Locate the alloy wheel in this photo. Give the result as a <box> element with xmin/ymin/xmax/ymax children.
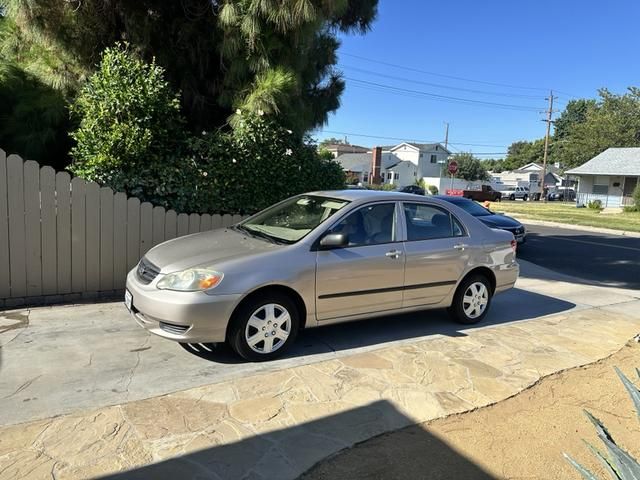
<box><xmin>463</xmin><ymin>282</ymin><xmax>489</xmax><ymax>319</ymax></box>
<box><xmin>244</xmin><ymin>303</ymin><xmax>291</xmax><ymax>354</ymax></box>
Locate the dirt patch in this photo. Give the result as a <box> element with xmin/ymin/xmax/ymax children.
<box><xmin>302</xmin><ymin>341</ymin><xmax>640</xmax><ymax>480</ymax></box>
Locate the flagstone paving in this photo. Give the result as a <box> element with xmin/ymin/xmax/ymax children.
<box><xmin>1</xmin><ymin>295</ymin><xmax>639</xmax><ymax>479</ymax></box>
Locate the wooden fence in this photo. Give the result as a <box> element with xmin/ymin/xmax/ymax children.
<box><xmin>0</xmin><ymin>150</ymin><xmax>248</xmax><ymax>308</ymax></box>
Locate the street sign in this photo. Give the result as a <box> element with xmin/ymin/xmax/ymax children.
<box><xmin>448</xmin><ymin>161</ymin><xmax>458</xmax><ymax>175</ymax></box>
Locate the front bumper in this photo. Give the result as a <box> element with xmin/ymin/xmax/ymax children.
<box><xmin>125</xmin><ymin>269</ymin><xmax>242</xmax><ymax>343</ymax></box>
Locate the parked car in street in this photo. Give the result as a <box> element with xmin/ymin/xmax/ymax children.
<box><xmin>547</xmin><ymin>187</ymin><xmax>576</xmax><ymax>201</ymax></box>
<box><xmin>125</xmin><ymin>191</ymin><xmax>519</xmax><ymax>361</ymax></box>
<box><xmin>500</xmin><ymin>186</ymin><xmax>530</xmax><ymax>201</ymax></box>
<box><xmin>461</xmin><ymin>185</ymin><xmax>502</xmax><ymax>202</ymax></box>
<box><xmin>436</xmin><ymin>195</ymin><xmax>526</xmax><ymax>244</ymax></box>
<box><xmin>399</xmin><ymin>184</ymin><xmax>425</xmax><ymax>195</ymax></box>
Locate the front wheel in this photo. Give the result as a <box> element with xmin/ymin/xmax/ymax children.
<box><xmin>448</xmin><ymin>275</ymin><xmax>493</xmax><ymax>325</ymax></box>
<box><xmin>228</xmin><ymin>293</ymin><xmax>300</xmax><ymax>361</ymax></box>
<box><xmin>509</xmin><ymin>194</ymin><xmax>515</xmax><ymax>201</ymax></box>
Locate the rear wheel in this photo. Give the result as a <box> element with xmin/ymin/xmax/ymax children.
<box><xmin>522</xmin><ymin>194</ymin><xmax>528</xmax><ymax>201</ymax></box>
<box><xmin>448</xmin><ymin>274</ymin><xmax>493</xmax><ymax>325</ymax></box>
<box><xmin>509</xmin><ymin>194</ymin><xmax>515</xmax><ymax>201</ymax></box>
<box><xmin>228</xmin><ymin>293</ymin><xmax>300</xmax><ymax>361</ymax></box>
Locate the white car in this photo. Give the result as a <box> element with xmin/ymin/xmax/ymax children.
<box><xmin>501</xmin><ymin>186</ymin><xmax>529</xmax><ymax>201</ymax></box>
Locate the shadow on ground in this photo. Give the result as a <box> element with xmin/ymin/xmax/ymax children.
<box><xmin>518</xmin><ymin>229</ymin><xmax>640</xmax><ymax>289</ymax></box>
<box><xmin>97</xmin><ymin>400</ymin><xmax>495</xmax><ymax>480</ymax></box>
<box><xmin>182</xmin><ymin>287</ymin><xmax>575</xmax><ymax>364</ymax></box>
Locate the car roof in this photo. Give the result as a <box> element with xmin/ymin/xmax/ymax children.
<box><xmin>433</xmin><ymin>195</ymin><xmax>471</xmax><ymax>202</ymax></box>
<box><xmin>308</xmin><ymin>189</ymin><xmax>449</xmax><ymax>205</ymax></box>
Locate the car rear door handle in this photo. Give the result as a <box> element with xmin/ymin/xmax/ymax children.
<box><xmin>453</xmin><ymin>243</ymin><xmax>468</xmax><ymax>250</ymax></box>
<box><xmin>385</xmin><ymin>250</ymin><xmax>403</xmax><ymax>259</ymax></box>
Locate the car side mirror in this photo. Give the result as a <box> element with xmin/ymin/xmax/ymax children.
<box><xmin>319</xmin><ymin>233</ymin><xmax>348</xmax><ymax>249</ymax></box>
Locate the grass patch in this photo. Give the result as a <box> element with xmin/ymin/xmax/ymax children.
<box><xmin>488</xmin><ymin>201</ymin><xmax>640</xmax><ymax>232</ymax></box>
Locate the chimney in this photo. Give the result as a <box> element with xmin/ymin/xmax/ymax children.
<box><xmin>370</xmin><ymin>147</ymin><xmax>382</xmax><ymax>185</ymax></box>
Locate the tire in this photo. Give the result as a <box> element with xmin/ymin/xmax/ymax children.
<box><xmin>496</xmin><ymin>196</ymin><xmax>502</xmax><ymax>202</ymax></box>
<box><xmin>509</xmin><ymin>194</ymin><xmax>515</xmax><ymax>201</ymax></box>
<box><xmin>228</xmin><ymin>292</ymin><xmax>300</xmax><ymax>361</ymax></box>
<box><xmin>447</xmin><ymin>274</ymin><xmax>493</xmax><ymax>325</ymax></box>
<box><xmin>522</xmin><ymin>194</ymin><xmax>528</xmax><ymax>201</ymax></box>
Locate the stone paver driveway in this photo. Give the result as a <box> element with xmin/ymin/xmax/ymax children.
<box><xmin>0</xmin><ymin>261</ymin><xmax>638</xmax><ymax>479</ymax></box>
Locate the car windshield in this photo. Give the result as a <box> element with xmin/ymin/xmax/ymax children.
<box><xmin>447</xmin><ymin>199</ymin><xmax>492</xmax><ymax>216</ymax></box>
<box><xmin>239</xmin><ymin>195</ymin><xmax>349</xmax><ymax>244</ymax></box>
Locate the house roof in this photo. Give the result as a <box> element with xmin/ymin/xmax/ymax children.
<box><xmin>335</xmin><ymin>153</ymin><xmax>371</xmax><ymax>173</ymax></box>
<box><xmin>565</xmin><ymin>148</ymin><xmax>640</xmax><ymax>176</ymax></box>
<box><xmin>386</xmin><ymin>160</ymin><xmax>416</xmax><ymax>170</ymax></box>
<box><xmin>323</xmin><ymin>143</ymin><xmax>368</xmax><ymax>151</ymax></box>
<box><xmin>389</xmin><ymin>142</ymin><xmax>451</xmax><ymax>154</ymax></box>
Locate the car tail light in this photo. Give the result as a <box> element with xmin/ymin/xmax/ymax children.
<box><xmin>511</xmin><ymin>239</ymin><xmax>517</xmax><ymax>253</ymax></box>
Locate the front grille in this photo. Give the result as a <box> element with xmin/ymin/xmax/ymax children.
<box><xmin>159</xmin><ymin>321</ymin><xmax>190</xmax><ymax>335</ymax></box>
<box><xmin>137</xmin><ymin>257</ymin><xmax>160</xmax><ymax>284</ymax></box>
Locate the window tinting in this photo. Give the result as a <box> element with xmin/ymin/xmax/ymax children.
<box><xmin>330</xmin><ymin>203</ymin><xmax>396</xmax><ymax>247</ymax></box>
<box><xmin>403</xmin><ymin>203</ymin><xmax>458</xmax><ymax>240</ymax></box>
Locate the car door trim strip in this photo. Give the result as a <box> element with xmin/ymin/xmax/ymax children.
<box><xmin>318</xmin><ymin>280</ymin><xmax>456</xmax><ymax>299</ymax></box>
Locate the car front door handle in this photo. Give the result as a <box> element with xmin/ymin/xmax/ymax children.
<box><xmin>385</xmin><ymin>250</ymin><xmax>403</xmax><ymax>259</ymax></box>
<box><xmin>453</xmin><ymin>243</ymin><xmax>468</xmax><ymax>250</ymax></box>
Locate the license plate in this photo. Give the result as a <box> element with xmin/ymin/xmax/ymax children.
<box><xmin>124</xmin><ymin>290</ymin><xmax>133</xmax><ymax>312</ymax></box>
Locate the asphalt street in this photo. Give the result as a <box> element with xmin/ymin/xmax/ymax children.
<box><xmin>518</xmin><ymin>224</ymin><xmax>640</xmax><ymax>289</ymax></box>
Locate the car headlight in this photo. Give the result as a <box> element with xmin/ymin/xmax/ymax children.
<box><xmin>156</xmin><ymin>269</ymin><xmax>224</xmax><ymax>291</ymax></box>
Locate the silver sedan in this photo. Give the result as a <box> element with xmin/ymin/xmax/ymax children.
<box><xmin>125</xmin><ymin>190</ymin><xmax>519</xmax><ymax>361</ymax></box>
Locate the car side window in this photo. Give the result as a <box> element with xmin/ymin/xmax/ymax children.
<box><xmin>329</xmin><ymin>203</ymin><xmax>396</xmax><ymax>247</ymax></box>
<box><xmin>403</xmin><ymin>203</ymin><xmax>460</xmax><ymax>240</ymax></box>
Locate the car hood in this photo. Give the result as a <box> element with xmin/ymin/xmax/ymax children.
<box><xmin>144</xmin><ymin>228</ymin><xmax>281</xmax><ymax>273</ymax></box>
<box><xmin>477</xmin><ymin>214</ymin><xmax>522</xmax><ymax>229</ymax></box>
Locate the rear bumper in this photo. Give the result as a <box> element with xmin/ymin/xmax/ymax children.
<box><xmin>125</xmin><ymin>269</ymin><xmax>242</xmax><ymax>343</ymax></box>
<box><xmin>494</xmin><ymin>261</ymin><xmax>519</xmax><ymax>294</ymax></box>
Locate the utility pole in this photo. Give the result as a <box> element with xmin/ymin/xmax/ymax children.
<box><xmin>541</xmin><ymin>91</ymin><xmax>555</xmax><ymax>202</ymax></box>
<box><xmin>444</xmin><ymin>122</ymin><xmax>449</xmax><ymax>149</ymax></box>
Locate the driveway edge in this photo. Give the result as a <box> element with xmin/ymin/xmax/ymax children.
<box><xmin>513</xmin><ymin>216</ymin><xmax>640</xmax><ymax>237</ymax></box>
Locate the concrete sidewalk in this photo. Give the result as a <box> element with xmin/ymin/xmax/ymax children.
<box><xmin>1</xmin><ymin>262</ymin><xmax>639</xmax><ymax>479</ymax></box>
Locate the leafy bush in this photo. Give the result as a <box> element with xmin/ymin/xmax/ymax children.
<box><xmin>564</xmin><ymin>367</ymin><xmax>640</xmax><ymax>479</ymax></box>
<box><xmin>69</xmin><ymin>44</ymin><xmax>345</xmax><ymax>214</ymax></box>
<box><xmin>633</xmin><ymin>184</ymin><xmax>640</xmax><ymax>209</ymax></box>
<box><xmin>623</xmin><ymin>206</ymin><xmax>639</xmax><ymax>213</ymax></box>
<box><xmin>427</xmin><ymin>184</ymin><xmax>439</xmax><ymax>195</ymax></box>
<box><xmin>587</xmin><ymin>199</ymin><xmax>603</xmax><ymax>210</ymax></box>
<box><xmin>368</xmin><ymin>183</ymin><xmax>397</xmax><ymax>191</ymax></box>
<box><xmin>69</xmin><ymin>44</ymin><xmax>192</xmax><ymax>211</ymax></box>
<box><xmin>187</xmin><ymin>114</ymin><xmax>345</xmax><ymax>214</ymax></box>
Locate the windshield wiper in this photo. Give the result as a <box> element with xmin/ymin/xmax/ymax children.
<box><xmin>245</xmin><ymin>226</ymin><xmax>294</xmax><ymax>245</ymax></box>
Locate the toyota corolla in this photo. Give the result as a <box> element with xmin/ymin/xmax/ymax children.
<box><xmin>125</xmin><ymin>190</ymin><xmax>519</xmax><ymax>361</ymax></box>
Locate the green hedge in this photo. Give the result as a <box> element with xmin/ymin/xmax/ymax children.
<box><xmin>69</xmin><ymin>45</ymin><xmax>345</xmax><ymax>214</ymax></box>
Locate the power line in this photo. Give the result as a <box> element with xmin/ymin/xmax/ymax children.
<box><xmin>346</xmin><ymin>77</ymin><xmax>543</xmax><ymax>112</ymax></box>
<box><xmin>340</xmin><ymin>52</ymin><xmax>550</xmax><ymax>92</ymax></box>
<box><xmin>319</xmin><ymin>129</ymin><xmax>508</xmax><ymax>147</ymax></box>
<box><xmin>340</xmin><ymin>64</ymin><xmax>545</xmax><ymax>100</ymax></box>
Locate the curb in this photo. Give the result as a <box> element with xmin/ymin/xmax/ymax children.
<box><xmin>512</xmin><ymin>217</ymin><xmax>640</xmax><ymax>238</ymax></box>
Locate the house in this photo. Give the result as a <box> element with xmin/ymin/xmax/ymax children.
<box><xmin>322</xmin><ymin>143</ymin><xmax>369</xmax><ymax>158</ymax></box>
<box><xmin>335</xmin><ymin>141</ymin><xmax>451</xmax><ymax>188</ymax></box>
<box><xmin>566</xmin><ymin>148</ymin><xmax>640</xmax><ymax>208</ymax></box>
<box><xmin>491</xmin><ymin>162</ymin><xmax>563</xmax><ymax>190</ymax></box>
<box><xmin>334</xmin><ymin>152</ymin><xmax>371</xmax><ymax>184</ymax></box>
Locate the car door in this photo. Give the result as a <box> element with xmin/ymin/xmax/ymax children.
<box><xmin>401</xmin><ymin>202</ymin><xmax>470</xmax><ymax>307</ymax></box>
<box><xmin>315</xmin><ymin>202</ymin><xmax>405</xmax><ymax>321</ymax></box>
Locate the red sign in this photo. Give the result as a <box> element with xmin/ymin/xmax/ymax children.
<box><xmin>445</xmin><ymin>189</ymin><xmax>464</xmax><ymax>196</ymax></box>
<box><xmin>448</xmin><ymin>161</ymin><xmax>458</xmax><ymax>174</ymax></box>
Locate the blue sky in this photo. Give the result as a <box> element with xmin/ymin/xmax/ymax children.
<box><xmin>314</xmin><ymin>0</ymin><xmax>640</xmax><ymax>157</ymax></box>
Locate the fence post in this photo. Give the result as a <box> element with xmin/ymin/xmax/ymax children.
<box><xmin>0</xmin><ymin>150</ymin><xmax>10</xmax><ymax>299</ymax></box>
<box><xmin>7</xmin><ymin>154</ymin><xmax>27</xmax><ymax>297</ymax></box>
